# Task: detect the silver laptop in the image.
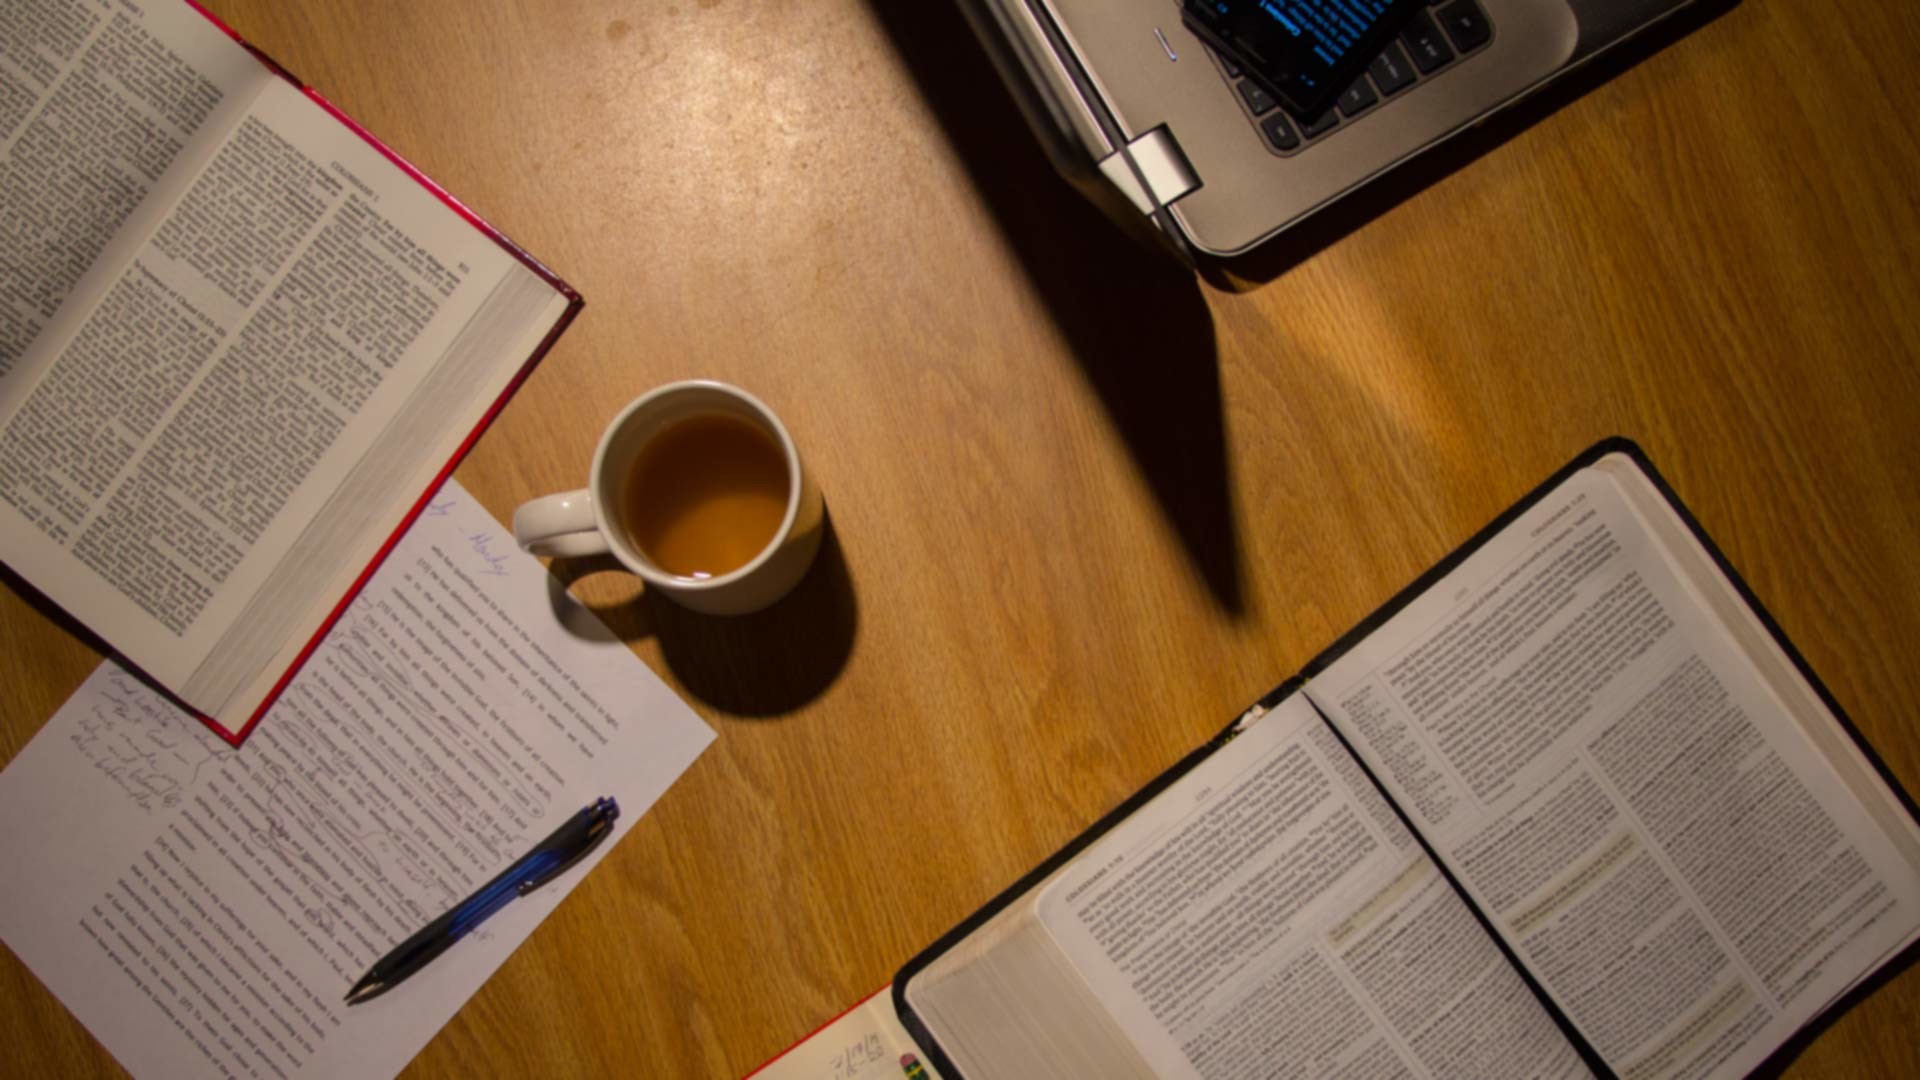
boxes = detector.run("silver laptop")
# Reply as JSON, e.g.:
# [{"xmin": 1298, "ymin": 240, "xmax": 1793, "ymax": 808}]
[{"xmin": 958, "ymin": 0, "xmax": 1701, "ymax": 260}]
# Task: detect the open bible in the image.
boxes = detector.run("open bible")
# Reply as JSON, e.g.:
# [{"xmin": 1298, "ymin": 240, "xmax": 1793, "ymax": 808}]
[
  {"xmin": 0, "ymin": 0, "xmax": 580, "ymax": 742},
  {"xmin": 896, "ymin": 440, "xmax": 1920, "ymax": 1079}
]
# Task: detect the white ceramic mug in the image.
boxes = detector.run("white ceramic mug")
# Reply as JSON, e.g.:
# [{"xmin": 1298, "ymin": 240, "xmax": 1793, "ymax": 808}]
[{"xmin": 512, "ymin": 381, "xmax": 824, "ymax": 615}]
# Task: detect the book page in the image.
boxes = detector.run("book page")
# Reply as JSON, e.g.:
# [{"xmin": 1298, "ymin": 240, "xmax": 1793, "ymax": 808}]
[
  {"xmin": 0, "ymin": 479, "xmax": 714, "ymax": 1079},
  {"xmin": 1034, "ymin": 694, "xmax": 1589, "ymax": 1080},
  {"xmin": 0, "ymin": 64, "xmax": 529, "ymax": 696},
  {"xmin": 0, "ymin": 0, "xmax": 265, "ymax": 384},
  {"xmin": 1306, "ymin": 458, "xmax": 1920, "ymax": 1079}
]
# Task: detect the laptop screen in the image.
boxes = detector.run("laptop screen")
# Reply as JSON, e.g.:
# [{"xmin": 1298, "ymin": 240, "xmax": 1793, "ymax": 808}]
[{"xmin": 1182, "ymin": 0, "xmax": 1427, "ymax": 118}]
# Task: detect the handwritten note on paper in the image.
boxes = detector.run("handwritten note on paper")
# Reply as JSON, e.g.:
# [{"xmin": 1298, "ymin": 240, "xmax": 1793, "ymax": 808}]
[
  {"xmin": 748, "ymin": 987, "xmax": 944, "ymax": 1080},
  {"xmin": 0, "ymin": 480, "xmax": 713, "ymax": 1080},
  {"xmin": 69, "ymin": 665, "xmax": 229, "ymax": 815}
]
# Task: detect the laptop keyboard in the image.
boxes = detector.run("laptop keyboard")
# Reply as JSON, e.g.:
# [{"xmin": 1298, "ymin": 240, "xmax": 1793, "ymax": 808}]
[{"xmin": 1206, "ymin": 0, "xmax": 1495, "ymax": 155}]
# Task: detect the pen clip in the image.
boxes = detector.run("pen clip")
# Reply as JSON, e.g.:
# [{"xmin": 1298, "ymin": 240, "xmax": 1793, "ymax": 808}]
[{"xmin": 518, "ymin": 800, "xmax": 618, "ymax": 894}]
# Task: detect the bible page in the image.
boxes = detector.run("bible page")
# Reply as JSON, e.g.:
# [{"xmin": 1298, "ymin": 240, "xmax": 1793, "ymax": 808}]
[
  {"xmin": 0, "ymin": 54, "xmax": 534, "ymax": 700},
  {"xmin": 1035, "ymin": 693, "xmax": 1589, "ymax": 1080},
  {"xmin": 1305, "ymin": 456, "xmax": 1920, "ymax": 1079},
  {"xmin": 0, "ymin": 0, "xmax": 265, "ymax": 384}
]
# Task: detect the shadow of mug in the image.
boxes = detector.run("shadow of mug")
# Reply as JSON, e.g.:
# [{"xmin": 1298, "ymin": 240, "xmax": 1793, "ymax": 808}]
[{"xmin": 544, "ymin": 513, "xmax": 859, "ymax": 718}]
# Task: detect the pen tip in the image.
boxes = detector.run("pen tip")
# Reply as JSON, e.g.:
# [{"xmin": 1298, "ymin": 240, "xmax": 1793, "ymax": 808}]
[{"xmin": 344, "ymin": 978, "xmax": 385, "ymax": 1006}]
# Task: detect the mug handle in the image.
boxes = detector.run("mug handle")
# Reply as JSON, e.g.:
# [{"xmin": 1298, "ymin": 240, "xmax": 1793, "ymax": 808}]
[{"xmin": 512, "ymin": 490, "xmax": 609, "ymax": 559}]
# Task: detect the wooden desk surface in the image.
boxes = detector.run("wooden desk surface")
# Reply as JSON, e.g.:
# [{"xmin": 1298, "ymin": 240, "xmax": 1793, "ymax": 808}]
[{"xmin": 5, "ymin": 0, "xmax": 1918, "ymax": 1075}]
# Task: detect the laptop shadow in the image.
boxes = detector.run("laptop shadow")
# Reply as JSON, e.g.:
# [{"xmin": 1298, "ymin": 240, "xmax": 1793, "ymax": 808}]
[
  {"xmin": 865, "ymin": 2, "xmax": 1245, "ymax": 616},
  {"xmin": 1207, "ymin": 0, "xmax": 1743, "ymax": 287}
]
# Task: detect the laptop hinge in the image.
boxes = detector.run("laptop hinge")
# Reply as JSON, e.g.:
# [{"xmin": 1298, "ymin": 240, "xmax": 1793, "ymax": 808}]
[{"xmin": 1098, "ymin": 125, "xmax": 1200, "ymax": 216}]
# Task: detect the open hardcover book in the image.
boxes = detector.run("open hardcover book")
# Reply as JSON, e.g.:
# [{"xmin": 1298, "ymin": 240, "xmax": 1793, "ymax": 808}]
[
  {"xmin": 896, "ymin": 440, "xmax": 1920, "ymax": 1079},
  {"xmin": 0, "ymin": 0, "xmax": 580, "ymax": 743}
]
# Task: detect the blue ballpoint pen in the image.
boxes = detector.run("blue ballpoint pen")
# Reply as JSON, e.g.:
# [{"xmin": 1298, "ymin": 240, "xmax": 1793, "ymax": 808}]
[{"xmin": 344, "ymin": 796, "xmax": 620, "ymax": 1005}]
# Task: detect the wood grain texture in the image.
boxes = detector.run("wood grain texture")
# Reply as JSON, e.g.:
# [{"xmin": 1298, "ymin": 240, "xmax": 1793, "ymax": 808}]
[{"xmin": 4, "ymin": 0, "xmax": 1918, "ymax": 1075}]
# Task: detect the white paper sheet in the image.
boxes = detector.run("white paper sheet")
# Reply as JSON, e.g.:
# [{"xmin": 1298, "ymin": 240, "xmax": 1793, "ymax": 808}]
[{"xmin": 0, "ymin": 479, "xmax": 714, "ymax": 1079}]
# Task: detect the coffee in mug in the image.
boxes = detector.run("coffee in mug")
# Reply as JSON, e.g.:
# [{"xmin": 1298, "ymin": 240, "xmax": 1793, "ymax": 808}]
[
  {"xmin": 513, "ymin": 381, "xmax": 824, "ymax": 615},
  {"xmin": 625, "ymin": 412, "xmax": 789, "ymax": 579}
]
